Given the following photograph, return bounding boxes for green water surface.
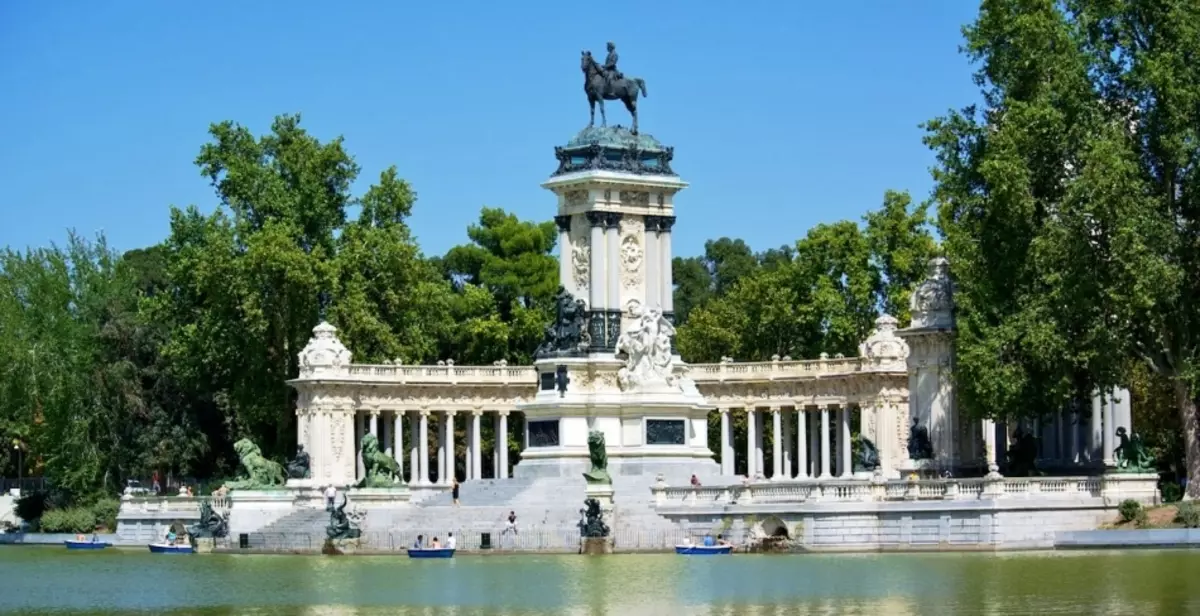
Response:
[4,546,1200,615]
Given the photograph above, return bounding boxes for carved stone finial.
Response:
[909,257,954,329]
[298,322,352,378]
[858,315,910,367]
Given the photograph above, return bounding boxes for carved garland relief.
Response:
[619,217,643,291]
[619,190,650,208]
[565,189,589,208]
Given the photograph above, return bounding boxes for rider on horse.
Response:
[603,42,623,96]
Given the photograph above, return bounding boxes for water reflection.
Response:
[5,548,1200,615]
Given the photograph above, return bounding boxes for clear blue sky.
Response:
[0,2,981,259]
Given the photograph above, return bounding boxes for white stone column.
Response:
[408,413,419,484]
[771,408,783,479]
[982,418,999,475]
[393,411,405,481]
[355,412,365,479]
[464,415,474,480]
[719,409,732,475]
[1055,411,1066,465]
[445,411,456,483]
[754,411,765,477]
[820,407,832,479]
[644,218,660,309]
[498,412,509,479]
[1090,391,1103,464]
[1102,392,1115,467]
[659,217,675,313]
[809,411,820,478]
[369,411,378,437]
[437,414,447,485]
[587,212,605,313]
[472,411,483,481]
[418,411,430,485]
[796,409,808,479]
[782,409,793,479]
[605,214,620,317]
[745,408,757,478]
[555,215,571,295]
[839,407,851,478]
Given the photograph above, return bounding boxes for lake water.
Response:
[3,546,1200,615]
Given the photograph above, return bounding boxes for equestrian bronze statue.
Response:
[581,41,648,134]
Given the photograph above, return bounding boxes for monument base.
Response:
[346,486,411,509]
[228,490,297,535]
[585,483,615,508]
[582,536,613,555]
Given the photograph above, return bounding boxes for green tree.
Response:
[441,207,559,364]
[863,190,937,324]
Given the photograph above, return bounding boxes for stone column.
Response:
[472,411,483,480]
[839,407,852,478]
[400,410,410,482]
[796,409,808,479]
[782,409,793,479]
[982,418,999,475]
[754,410,765,478]
[436,414,447,485]
[355,412,365,479]
[719,409,733,476]
[418,411,430,485]
[1054,411,1065,466]
[586,211,606,337]
[1102,391,1115,467]
[1091,391,1103,464]
[771,408,783,479]
[369,411,378,437]
[409,413,420,484]
[820,407,832,479]
[497,412,509,479]
[554,215,572,296]
[445,411,456,483]
[745,408,757,478]
[644,217,660,309]
[605,213,621,320]
[809,411,820,478]
[465,415,474,480]
[659,216,675,314]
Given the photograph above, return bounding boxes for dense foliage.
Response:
[927,0,1199,493]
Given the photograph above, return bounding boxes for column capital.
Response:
[554,214,571,232]
[497,410,511,417]
[443,409,458,417]
[717,407,731,415]
[418,410,433,418]
[603,211,622,229]
[471,409,484,417]
[585,210,607,227]
[645,215,676,232]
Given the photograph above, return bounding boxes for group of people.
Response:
[680,533,731,547]
[412,532,457,550]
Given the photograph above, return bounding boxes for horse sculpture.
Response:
[581,51,648,134]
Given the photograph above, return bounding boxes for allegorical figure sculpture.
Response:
[907,419,934,461]
[852,436,881,473]
[224,438,286,490]
[1114,427,1155,473]
[326,493,362,541]
[616,306,678,391]
[286,444,311,479]
[536,287,591,358]
[187,500,229,539]
[580,498,610,538]
[1004,427,1040,476]
[581,42,648,134]
[358,434,403,488]
[583,430,612,485]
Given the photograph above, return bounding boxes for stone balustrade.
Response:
[651,474,1158,508]
[119,494,232,513]
[328,357,878,386]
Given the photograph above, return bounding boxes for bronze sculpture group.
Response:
[581,41,648,134]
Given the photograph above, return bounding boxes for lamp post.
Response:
[12,442,21,494]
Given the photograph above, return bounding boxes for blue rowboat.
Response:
[64,540,111,550]
[148,543,194,554]
[407,547,455,559]
[675,544,732,555]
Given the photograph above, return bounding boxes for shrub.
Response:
[39,508,97,534]
[1134,508,1150,528]
[1176,502,1200,529]
[89,498,120,531]
[1161,481,1183,503]
[1118,499,1142,523]
[14,491,49,524]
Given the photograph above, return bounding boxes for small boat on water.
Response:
[675,544,733,555]
[64,539,111,550]
[407,547,455,559]
[148,542,194,554]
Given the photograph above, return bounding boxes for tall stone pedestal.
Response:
[515,127,718,481]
